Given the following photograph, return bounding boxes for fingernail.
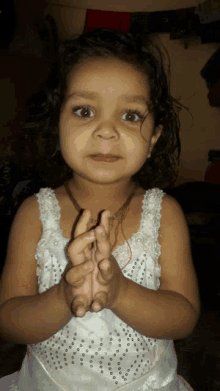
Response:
[102,260,109,270]
[77,307,85,317]
[93,303,101,312]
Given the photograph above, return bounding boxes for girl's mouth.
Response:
[90,155,121,162]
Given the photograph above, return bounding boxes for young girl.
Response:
[0,28,200,390]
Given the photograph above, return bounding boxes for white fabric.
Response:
[0,187,194,390]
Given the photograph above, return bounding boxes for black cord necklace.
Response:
[63,181,139,231]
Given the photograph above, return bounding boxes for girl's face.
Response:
[59,57,162,186]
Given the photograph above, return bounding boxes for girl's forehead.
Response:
[70,57,142,77]
[66,57,149,96]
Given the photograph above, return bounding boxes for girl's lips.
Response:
[90,154,121,158]
[89,155,121,162]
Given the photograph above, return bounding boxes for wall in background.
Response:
[156,34,220,185]
[44,0,202,40]
[48,0,201,13]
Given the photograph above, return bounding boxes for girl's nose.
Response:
[93,121,119,139]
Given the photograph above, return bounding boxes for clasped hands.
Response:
[64,209,128,317]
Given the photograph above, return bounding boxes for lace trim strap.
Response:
[35,188,61,232]
[142,188,165,288]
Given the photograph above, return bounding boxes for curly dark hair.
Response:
[13,28,193,191]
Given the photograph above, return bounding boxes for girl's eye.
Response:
[122,111,143,123]
[72,106,144,123]
[73,106,94,118]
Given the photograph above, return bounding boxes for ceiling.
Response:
[49,0,202,13]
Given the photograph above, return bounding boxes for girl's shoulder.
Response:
[17,194,42,230]
[13,194,43,245]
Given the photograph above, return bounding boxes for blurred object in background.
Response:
[201,46,220,108]
[6,0,59,57]
[0,0,17,51]
[204,150,220,184]
[0,1,59,161]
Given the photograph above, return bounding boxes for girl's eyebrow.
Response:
[66,91,149,106]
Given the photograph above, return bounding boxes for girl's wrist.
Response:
[110,275,129,311]
[58,275,73,318]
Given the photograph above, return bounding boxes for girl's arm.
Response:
[0,196,95,344]
[111,281,198,340]
[0,196,71,344]
[0,279,72,344]
[111,195,201,340]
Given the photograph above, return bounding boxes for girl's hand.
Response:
[63,210,95,317]
[91,210,128,312]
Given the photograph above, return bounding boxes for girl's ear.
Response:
[148,125,163,158]
[154,125,163,143]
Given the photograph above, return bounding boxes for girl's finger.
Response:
[72,295,89,317]
[100,210,111,236]
[92,291,108,312]
[94,260,113,286]
[67,230,96,265]
[95,226,111,260]
[75,306,86,317]
[65,260,94,286]
[100,259,114,279]
[74,209,93,239]
[84,245,92,262]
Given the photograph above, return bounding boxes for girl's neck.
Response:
[66,177,139,215]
